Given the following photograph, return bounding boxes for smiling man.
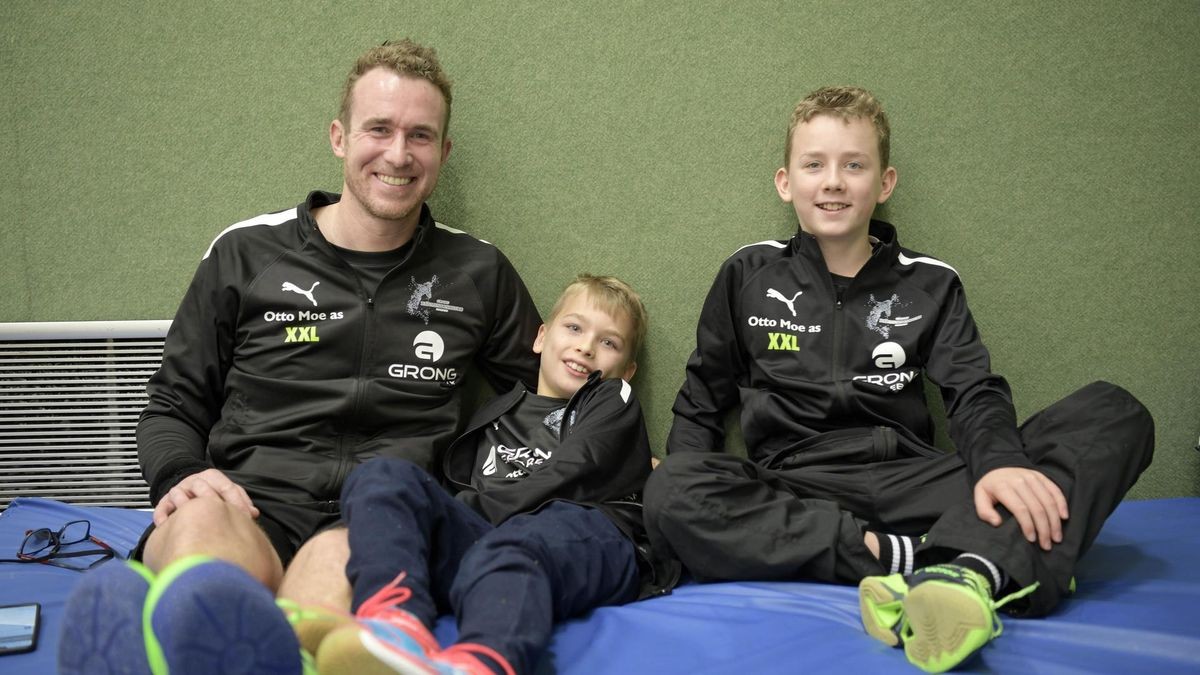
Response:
[59,40,542,675]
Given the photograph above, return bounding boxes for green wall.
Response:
[4,2,1196,499]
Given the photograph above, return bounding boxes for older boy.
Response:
[316,274,677,675]
[643,87,1153,672]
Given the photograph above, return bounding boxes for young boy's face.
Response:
[774,114,897,243]
[532,290,638,400]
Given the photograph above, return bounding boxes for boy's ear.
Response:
[877,166,898,204]
[620,360,638,381]
[532,324,547,355]
[773,167,792,202]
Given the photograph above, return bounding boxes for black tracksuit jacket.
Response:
[668,220,1034,481]
[443,372,680,597]
[138,191,541,505]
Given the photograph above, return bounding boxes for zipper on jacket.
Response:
[333,288,375,493]
[349,295,376,421]
[831,286,849,413]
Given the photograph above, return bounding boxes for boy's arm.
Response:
[923,278,1029,478]
[924,278,1067,549]
[666,260,747,455]
[462,379,651,525]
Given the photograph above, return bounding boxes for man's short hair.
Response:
[338,39,454,134]
[548,274,648,362]
[785,86,891,169]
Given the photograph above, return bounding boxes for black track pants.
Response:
[643,381,1154,616]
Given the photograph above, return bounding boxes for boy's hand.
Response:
[153,468,260,526]
[974,467,1068,551]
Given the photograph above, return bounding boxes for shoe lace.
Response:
[440,643,516,675]
[355,571,440,656]
[991,582,1040,614]
[905,565,1041,640]
[275,597,345,626]
[357,570,415,618]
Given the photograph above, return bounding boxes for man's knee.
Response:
[144,496,282,589]
[279,526,351,609]
[146,496,250,555]
[291,527,349,569]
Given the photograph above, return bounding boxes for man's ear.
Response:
[330,119,347,158]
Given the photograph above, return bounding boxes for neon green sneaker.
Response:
[897,564,1038,673]
[143,555,318,675]
[858,573,910,647]
[277,597,355,656]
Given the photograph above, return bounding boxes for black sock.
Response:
[953,553,1007,597]
[874,532,917,576]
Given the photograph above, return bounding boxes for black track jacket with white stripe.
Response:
[138,191,541,506]
[667,220,1033,482]
[443,372,681,597]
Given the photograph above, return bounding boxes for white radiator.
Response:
[0,320,170,509]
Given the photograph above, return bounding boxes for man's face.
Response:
[774,115,896,242]
[533,291,637,400]
[330,68,451,230]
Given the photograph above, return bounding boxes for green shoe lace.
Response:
[277,597,354,657]
[899,564,1039,673]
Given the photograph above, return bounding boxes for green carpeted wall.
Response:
[3,2,1196,499]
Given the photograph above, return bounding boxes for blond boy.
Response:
[644,87,1153,672]
[319,274,678,675]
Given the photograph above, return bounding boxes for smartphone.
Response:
[0,603,40,655]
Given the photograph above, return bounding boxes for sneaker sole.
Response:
[59,561,155,675]
[317,624,436,675]
[145,556,303,675]
[858,577,904,647]
[902,581,993,673]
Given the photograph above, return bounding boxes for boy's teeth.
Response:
[379,175,413,186]
[567,362,588,373]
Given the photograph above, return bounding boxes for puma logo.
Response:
[766,288,803,317]
[282,281,320,307]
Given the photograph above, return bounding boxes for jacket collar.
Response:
[789,219,900,276]
[299,190,435,254]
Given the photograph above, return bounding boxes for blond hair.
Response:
[548,274,648,361]
[785,86,890,168]
[338,39,453,134]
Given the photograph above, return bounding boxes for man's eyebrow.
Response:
[358,116,437,129]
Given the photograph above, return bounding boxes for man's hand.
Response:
[152,468,259,526]
[974,467,1068,551]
